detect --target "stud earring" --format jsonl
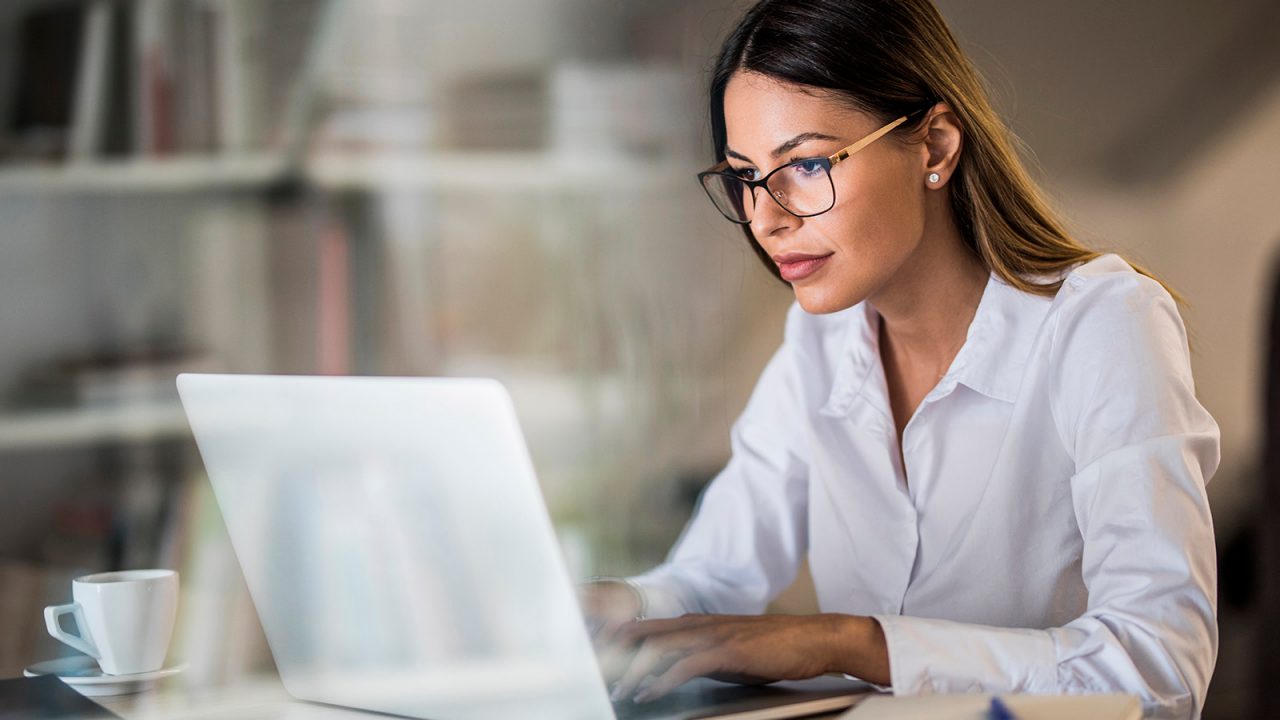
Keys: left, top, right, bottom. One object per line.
{"left": 928, "top": 172, "right": 941, "bottom": 184}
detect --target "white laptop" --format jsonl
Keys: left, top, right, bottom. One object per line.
{"left": 177, "top": 374, "right": 870, "bottom": 720}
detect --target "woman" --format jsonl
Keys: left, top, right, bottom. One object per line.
{"left": 581, "top": 1, "right": 1219, "bottom": 718}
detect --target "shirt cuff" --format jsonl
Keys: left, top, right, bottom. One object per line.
{"left": 873, "top": 614, "right": 1058, "bottom": 695}
{"left": 842, "top": 674, "right": 892, "bottom": 693}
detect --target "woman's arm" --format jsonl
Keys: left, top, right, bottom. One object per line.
{"left": 607, "top": 612, "right": 888, "bottom": 701}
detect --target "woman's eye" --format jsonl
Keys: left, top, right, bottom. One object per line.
{"left": 732, "top": 167, "right": 759, "bottom": 181}
{"left": 792, "top": 159, "right": 825, "bottom": 176}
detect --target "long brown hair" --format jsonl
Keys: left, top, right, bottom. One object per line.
{"left": 710, "top": 0, "right": 1179, "bottom": 302}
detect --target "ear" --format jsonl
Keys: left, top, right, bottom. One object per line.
{"left": 920, "top": 103, "right": 963, "bottom": 186}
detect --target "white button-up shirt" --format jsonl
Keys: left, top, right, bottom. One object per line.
{"left": 630, "top": 254, "right": 1219, "bottom": 719}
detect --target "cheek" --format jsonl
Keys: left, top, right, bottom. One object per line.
{"left": 790, "top": 169, "right": 924, "bottom": 313}
{"left": 823, "top": 170, "right": 922, "bottom": 265}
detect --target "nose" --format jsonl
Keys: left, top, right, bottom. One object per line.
{"left": 748, "top": 185, "right": 799, "bottom": 239}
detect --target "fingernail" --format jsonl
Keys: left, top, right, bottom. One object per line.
{"left": 609, "top": 685, "right": 625, "bottom": 702}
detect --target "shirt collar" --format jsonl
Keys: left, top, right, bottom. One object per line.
{"left": 820, "top": 271, "right": 1054, "bottom": 419}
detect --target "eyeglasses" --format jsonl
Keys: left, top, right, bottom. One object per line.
{"left": 697, "top": 105, "right": 932, "bottom": 225}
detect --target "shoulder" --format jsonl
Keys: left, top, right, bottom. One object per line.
{"left": 1055, "top": 253, "right": 1176, "bottom": 315}
{"left": 1049, "top": 253, "right": 1187, "bottom": 357}
{"left": 1045, "top": 254, "right": 1204, "bottom": 463}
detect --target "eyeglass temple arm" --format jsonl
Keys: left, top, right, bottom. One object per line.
{"left": 703, "top": 105, "right": 927, "bottom": 173}
{"left": 829, "top": 115, "right": 911, "bottom": 166}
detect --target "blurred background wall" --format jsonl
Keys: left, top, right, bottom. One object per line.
{"left": 0, "top": 1, "right": 1275, "bottom": 717}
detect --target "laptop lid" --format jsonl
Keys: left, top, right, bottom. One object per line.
{"left": 177, "top": 373, "right": 614, "bottom": 720}
{"left": 178, "top": 373, "right": 871, "bottom": 720}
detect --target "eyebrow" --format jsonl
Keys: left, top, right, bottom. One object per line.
{"left": 724, "top": 132, "right": 842, "bottom": 164}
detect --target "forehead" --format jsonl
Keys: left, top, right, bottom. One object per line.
{"left": 723, "top": 72, "right": 871, "bottom": 151}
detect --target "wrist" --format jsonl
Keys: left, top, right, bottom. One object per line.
{"left": 584, "top": 576, "right": 647, "bottom": 620}
{"left": 819, "top": 614, "right": 890, "bottom": 685}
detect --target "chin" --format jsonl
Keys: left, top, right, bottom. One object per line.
{"left": 792, "top": 284, "right": 861, "bottom": 315}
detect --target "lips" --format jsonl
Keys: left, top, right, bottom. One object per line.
{"left": 772, "top": 252, "right": 834, "bottom": 283}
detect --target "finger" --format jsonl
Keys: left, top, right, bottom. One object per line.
{"left": 610, "top": 640, "right": 680, "bottom": 702}
{"left": 597, "top": 634, "right": 641, "bottom": 682}
{"left": 635, "top": 653, "right": 721, "bottom": 703}
{"left": 595, "top": 618, "right": 654, "bottom": 669}
{"left": 601, "top": 640, "right": 637, "bottom": 681}
{"left": 613, "top": 614, "right": 729, "bottom": 647}
{"left": 609, "top": 615, "right": 737, "bottom": 680}
{"left": 599, "top": 625, "right": 701, "bottom": 685}
{"left": 610, "top": 641, "right": 666, "bottom": 701}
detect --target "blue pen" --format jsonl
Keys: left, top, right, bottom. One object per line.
{"left": 987, "top": 696, "right": 1018, "bottom": 720}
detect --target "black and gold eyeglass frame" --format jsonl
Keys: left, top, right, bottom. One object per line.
{"left": 697, "top": 101, "right": 937, "bottom": 225}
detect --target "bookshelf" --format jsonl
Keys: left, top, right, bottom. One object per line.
{"left": 0, "top": 403, "right": 189, "bottom": 453}
{"left": 0, "top": 0, "right": 753, "bottom": 684}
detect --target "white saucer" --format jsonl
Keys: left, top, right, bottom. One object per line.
{"left": 24, "top": 656, "right": 188, "bottom": 697}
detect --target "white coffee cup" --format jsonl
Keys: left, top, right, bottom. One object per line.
{"left": 44, "top": 569, "right": 178, "bottom": 676}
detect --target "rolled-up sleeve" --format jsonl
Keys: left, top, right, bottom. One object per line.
{"left": 629, "top": 305, "right": 813, "bottom": 618}
{"left": 874, "top": 273, "right": 1219, "bottom": 720}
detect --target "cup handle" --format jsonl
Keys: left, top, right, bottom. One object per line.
{"left": 44, "top": 603, "right": 100, "bottom": 659}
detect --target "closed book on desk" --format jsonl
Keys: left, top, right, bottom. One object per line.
{"left": 840, "top": 693, "right": 1140, "bottom": 720}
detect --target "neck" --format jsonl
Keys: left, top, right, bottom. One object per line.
{"left": 869, "top": 214, "right": 988, "bottom": 375}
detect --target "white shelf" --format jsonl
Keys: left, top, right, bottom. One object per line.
{"left": 0, "top": 151, "right": 694, "bottom": 195}
{"left": 0, "top": 155, "right": 287, "bottom": 195}
{"left": 305, "top": 151, "right": 694, "bottom": 192}
{"left": 0, "top": 403, "right": 190, "bottom": 452}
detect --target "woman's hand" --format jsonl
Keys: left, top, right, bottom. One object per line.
{"left": 607, "top": 613, "right": 889, "bottom": 703}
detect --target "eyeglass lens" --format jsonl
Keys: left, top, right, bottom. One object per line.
{"left": 701, "top": 160, "right": 835, "bottom": 223}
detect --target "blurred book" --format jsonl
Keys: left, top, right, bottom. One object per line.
{"left": 264, "top": 202, "right": 351, "bottom": 374}
{"left": 442, "top": 71, "right": 546, "bottom": 151}
{"left": 0, "top": 561, "right": 44, "bottom": 679}
{"left": 173, "top": 0, "right": 220, "bottom": 153}
{"left": 172, "top": 477, "right": 277, "bottom": 685}
{"left": 73, "top": 351, "right": 216, "bottom": 408}
{"left": 69, "top": 0, "right": 113, "bottom": 160}
{"left": 6, "top": 346, "right": 215, "bottom": 411}
{"left": 100, "top": 0, "right": 137, "bottom": 158}
{"left": 6, "top": 3, "right": 86, "bottom": 163}
{"left": 0, "top": 562, "right": 88, "bottom": 680}
{"left": 550, "top": 63, "right": 696, "bottom": 159}
{"left": 134, "top": 0, "right": 177, "bottom": 155}
{"left": 212, "top": 0, "right": 322, "bottom": 154}
{"left": 312, "top": 0, "right": 438, "bottom": 153}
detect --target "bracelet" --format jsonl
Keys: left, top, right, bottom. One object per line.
{"left": 584, "top": 575, "right": 648, "bottom": 621}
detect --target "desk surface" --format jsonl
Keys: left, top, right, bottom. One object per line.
{"left": 90, "top": 677, "right": 1140, "bottom": 720}
{"left": 92, "top": 676, "right": 852, "bottom": 719}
